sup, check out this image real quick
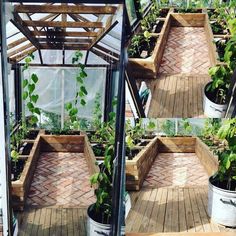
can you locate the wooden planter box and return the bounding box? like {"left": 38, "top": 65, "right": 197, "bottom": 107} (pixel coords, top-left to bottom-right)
{"left": 126, "top": 137, "right": 159, "bottom": 191}
{"left": 12, "top": 131, "right": 98, "bottom": 210}
{"left": 126, "top": 136, "right": 219, "bottom": 191}
{"left": 11, "top": 130, "right": 44, "bottom": 210}
{"left": 127, "top": 10, "right": 221, "bottom": 79}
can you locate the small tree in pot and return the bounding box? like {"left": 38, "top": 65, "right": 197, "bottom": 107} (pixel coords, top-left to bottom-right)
{"left": 208, "top": 118, "right": 236, "bottom": 227}
{"left": 204, "top": 35, "right": 236, "bottom": 118}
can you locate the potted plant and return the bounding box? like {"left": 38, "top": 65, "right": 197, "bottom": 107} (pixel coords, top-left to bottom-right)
{"left": 204, "top": 20, "right": 236, "bottom": 118}
{"left": 208, "top": 119, "right": 236, "bottom": 227}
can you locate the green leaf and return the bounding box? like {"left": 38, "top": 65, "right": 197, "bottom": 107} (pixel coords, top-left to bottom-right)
{"left": 79, "top": 91, "right": 84, "bottom": 97}
{"left": 69, "top": 107, "right": 78, "bottom": 116}
{"left": 34, "top": 107, "right": 41, "bottom": 115}
{"left": 31, "top": 95, "right": 39, "bottom": 103}
{"left": 27, "top": 102, "right": 34, "bottom": 110}
{"left": 80, "top": 70, "right": 87, "bottom": 78}
{"left": 90, "top": 173, "right": 99, "bottom": 185}
{"left": 65, "top": 102, "right": 72, "bottom": 111}
{"left": 25, "top": 57, "right": 32, "bottom": 64}
{"left": 80, "top": 99, "right": 86, "bottom": 106}
{"left": 30, "top": 115, "right": 38, "bottom": 125}
{"left": 80, "top": 86, "right": 88, "bottom": 95}
{"left": 28, "top": 84, "right": 35, "bottom": 94}
{"left": 76, "top": 76, "right": 83, "bottom": 83}
{"left": 23, "top": 91, "right": 28, "bottom": 100}
{"left": 23, "top": 79, "right": 28, "bottom": 88}
{"left": 31, "top": 73, "right": 38, "bottom": 83}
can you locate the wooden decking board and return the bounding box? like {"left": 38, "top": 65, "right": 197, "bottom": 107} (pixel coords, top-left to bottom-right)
{"left": 148, "top": 188, "right": 163, "bottom": 232}
{"left": 178, "top": 188, "right": 187, "bottom": 233}
{"left": 189, "top": 188, "right": 204, "bottom": 232}
{"left": 193, "top": 188, "right": 212, "bottom": 232}
{"left": 147, "top": 75, "right": 210, "bottom": 118}
{"left": 126, "top": 186, "right": 235, "bottom": 234}
{"left": 133, "top": 189, "right": 153, "bottom": 232}
{"left": 139, "top": 188, "right": 157, "bottom": 232}
{"left": 126, "top": 233, "right": 236, "bottom": 236}
{"left": 18, "top": 208, "right": 87, "bottom": 236}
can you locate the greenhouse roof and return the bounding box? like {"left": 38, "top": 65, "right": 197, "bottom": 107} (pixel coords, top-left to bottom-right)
{"left": 6, "top": 2, "right": 122, "bottom": 64}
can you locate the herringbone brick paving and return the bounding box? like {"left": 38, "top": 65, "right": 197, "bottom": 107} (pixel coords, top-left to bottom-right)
{"left": 143, "top": 153, "right": 208, "bottom": 188}
{"left": 27, "top": 152, "right": 96, "bottom": 207}
{"left": 159, "top": 27, "right": 211, "bottom": 74}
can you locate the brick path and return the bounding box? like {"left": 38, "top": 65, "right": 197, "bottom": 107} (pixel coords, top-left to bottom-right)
{"left": 143, "top": 153, "right": 208, "bottom": 188}
{"left": 159, "top": 27, "right": 211, "bottom": 74}
{"left": 27, "top": 152, "right": 96, "bottom": 207}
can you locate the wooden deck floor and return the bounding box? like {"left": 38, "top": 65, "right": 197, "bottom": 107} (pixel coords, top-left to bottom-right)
{"left": 17, "top": 207, "right": 87, "bottom": 236}
{"left": 147, "top": 75, "right": 210, "bottom": 118}
{"left": 126, "top": 186, "right": 236, "bottom": 234}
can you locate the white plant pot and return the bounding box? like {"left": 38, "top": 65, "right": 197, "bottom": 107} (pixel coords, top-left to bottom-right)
{"left": 208, "top": 176, "right": 236, "bottom": 227}
{"left": 87, "top": 205, "right": 125, "bottom": 236}
{"left": 203, "top": 82, "right": 227, "bottom": 118}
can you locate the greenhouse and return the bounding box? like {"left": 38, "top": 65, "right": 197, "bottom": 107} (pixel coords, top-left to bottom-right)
{"left": 1, "top": 1, "right": 126, "bottom": 235}
{"left": 125, "top": 0, "right": 236, "bottom": 119}
{"left": 0, "top": 1, "right": 236, "bottom": 236}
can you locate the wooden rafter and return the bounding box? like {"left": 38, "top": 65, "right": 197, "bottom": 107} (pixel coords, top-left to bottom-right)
{"left": 31, "top": 31, "right": 98, "bottom": 37}
{"left": 40, "top": 44, "right": 89, "bottom": 50}
{"left": 8, "top": 42, "right": 33, "bottom": 57}
{"left": 9, "top": 47, "right": 37, "bottom": 62}
{"left": 15, "top": 5, "right": 117, "bottom": 14}
{"left": 7, "top": 37, "right": 28, "bottom": 50}
{"left": 68, "top": 13, "right": 91, "bottom": 32}
{"left": 38, "top": 38, "right": 92, "bottom": 44}
{"left": 23, "top": 20, "right": 103, "bottom": 28}
{"left": 89, "top": 16, "right": 118, "bottom": 49}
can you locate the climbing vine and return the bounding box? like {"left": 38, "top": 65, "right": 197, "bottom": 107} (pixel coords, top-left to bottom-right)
{"left": 22, "top": 54, "right": 41, "bottom": 126}
{"left": 65, "top": 50, "right": 88, "bottom": 128}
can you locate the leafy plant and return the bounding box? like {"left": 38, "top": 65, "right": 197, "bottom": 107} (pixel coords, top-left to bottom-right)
{"left": 207, "top": 65, "right": 232, "bottom": 104}
{"left": 214, "top": 119, "right": 236, "bottom": 191}
{"left": 161, "top": 119, "right": 175, "bottom": 137}
{"left": 22, "top": 54, "right": 41, "bottom": 126}
{"left": 179, "top": 118, "right": 192, "bottom": 136}
{"left": 89, "top": 105, "right": 117, "bottom": 224}
{"left": 65, "top": 50, "right": 88, "bottom": 129}
{"left": 146, "top": 119, "right": 156, "bottom": 133}
{"left": 128, "top": 34, "right": 144, "bottom": 57}
{"left": 92, "top": 93, "right": 103, "bottom": 130}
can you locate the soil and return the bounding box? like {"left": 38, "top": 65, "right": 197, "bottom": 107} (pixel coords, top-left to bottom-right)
{"left": 211, "top": 178, "right": 236, "bottom": 191}
{"left": 11, "top": 159, "right": 26, "bottom": 181}
{"left": 45, "top": 130, "right": 80, "bottom": 135}
{"left": 174, "top": 8, "right": 202, "bottom": 13}
{"left": 126, "top": 148, "right": 141, "bottom": 160}
{"left": 215, "top": 39, "right": 227, "bottom": 62}
{"left": 159, "top": 8, "right": 169, "bottom": 17}
{"left": 25, "top": 130, "right": 39, "bottom": 140}
{"left": 92, "top": 143, "right": 106, "bottom": 157}
{"left": 211, "top": 21, "right": 228, "bottom": 35}
{"left": 207, "top": 9, "right": 217, "bottom": 19}
{"left": 138, "top": 140, "right": 150, "bottom": 146}
{"left": 87, "top": 204, "right": 112, "bottom": 225}
{"left": 205, "top": 82, "right": 227, "bottom": 105}
{"left": 154, "top": 21, "right": 164, "bottom": 33}
{"left": 21, "top": 142, "right": 33, "bottom": 155}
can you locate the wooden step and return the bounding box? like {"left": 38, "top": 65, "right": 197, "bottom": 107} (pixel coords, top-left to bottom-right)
{"left": 126, "top": 233, "right": 236, "bottom": 236}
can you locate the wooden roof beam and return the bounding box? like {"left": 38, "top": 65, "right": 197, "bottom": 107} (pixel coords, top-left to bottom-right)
{"left": 38, "top": 38, "right": 92, "bottom": 44}
{"left": 31, "top": 31, "right": 98, "bottom": 37}
{"left": 23, "top": 20, "right": 103, "bottom": 28}
{"left": 8, "top": 42, "right": 33, "bottom": 57}
{"left": 15, "top": 5, "right": 117, "bottom": 14}
{"left": 40, "top": 44, "right": 89, "bottom": 50}
{"left": 9, "top": 46, "right": 37, "bottom": 63}
{"left": 89, "top": 16, "right": 118, "bottom": 49}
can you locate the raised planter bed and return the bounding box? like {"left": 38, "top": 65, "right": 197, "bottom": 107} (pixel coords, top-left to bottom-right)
{"left": 12, "top": 131, "right": 98, "bottom": 210}
{"left": 126, "top": 136, "right": 219, "bottom": 191}
{"left": 126, "top": 137, "right": 159, "bottom": 191}
{"left": 127, "top": 10, "right": 220, "bottom": 79}
{"left": 11, "top": 130, "right": 44, "bottom": 210}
